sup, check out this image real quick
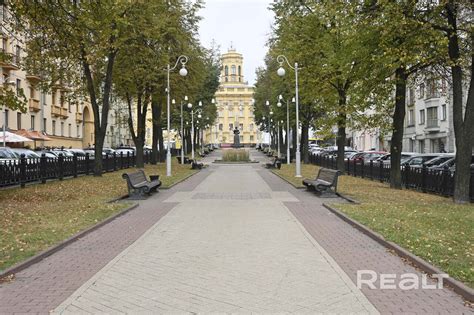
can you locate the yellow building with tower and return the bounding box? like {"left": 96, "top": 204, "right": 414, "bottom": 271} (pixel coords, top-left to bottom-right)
{"left": 205, "top": 47, "right": 257, "bottom": 146}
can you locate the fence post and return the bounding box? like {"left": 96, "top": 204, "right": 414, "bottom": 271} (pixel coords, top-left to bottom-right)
{"left": 104, "top": 153, "right": 109, "bottom": 173}
{"left": 442, "top": 165, "right": 450, "bottom": 196}
{"left": 40, "top": 153, "right": 47, "bottom": 184}
{"left": 379, "top": 160, "right": 384, "bottom": 183}
{"left": 126, "top": 152, "right": 130, "bottom": 168}
{"left": 361, "top": 160, "right": 364, "bottom": 178}
{"left": 369, "top": 160, "right": 373, "bottom": 180}
{"left": 353, "top": 160, "right": 356, "bottom": 177}
{"left": 85, "top": 153, "right": 90, "bottom": 175}
{"left": 113, "top": 152, "right": 117, "bottom": 171}
{"left": 404, "top": 164, "right": 410, "bottom": 188}
{"left": 120, "top": 152, "right": 124, "bottom": 169}
{"left": 20, "top": 154, "right": 26, "bottom": 188}
{"left": 421, "top": 164, "right": 427, "bottom": 193}
{"left": 73, "top": 153, "right": 78, "bottom": 178}
{"left": 58, "top": 153, "right": 64, "bottom": 180}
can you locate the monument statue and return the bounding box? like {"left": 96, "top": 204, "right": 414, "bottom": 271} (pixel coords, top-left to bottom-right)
{"left": 233, "top": 127, "right": 241, "bottom": 148}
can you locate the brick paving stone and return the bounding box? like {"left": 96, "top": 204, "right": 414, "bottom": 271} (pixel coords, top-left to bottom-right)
{"left": 0, "top": 170, "right": 211, "bottom": 314}
{"left": 257, "top": 158, "right": 472, "bottom": 314}
{"left": 52, "top": 163, "right": 378, "bottom": 314}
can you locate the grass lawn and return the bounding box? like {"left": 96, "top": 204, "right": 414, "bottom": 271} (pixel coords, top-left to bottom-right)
{"left": 0, "top": 162, "right": 198, "bottom": 272}
{"left": 273, "top": 163, "right": 474, "bottom": 288}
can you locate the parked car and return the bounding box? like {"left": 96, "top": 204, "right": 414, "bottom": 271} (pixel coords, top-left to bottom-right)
{"left": 418, "top": 154, "right": 455, "bottom": 168}
{"left": 52, "top": 149, "right": 74, "bottom": 157}
{"left": 37, "top": 151, "right": 58, "bottom": 158}
{"left": 0, "top": 147, "right": 17, "bottom": 163}
{"left": 10, "top": 148, "right": 41, "bottom": 159}
{"left": 376, "top": 152, "right": 418, "bottom": 165}
{"left": 65, "top": 148, "right": 87, "bottom": 157}
{"left": 402, "top": 154, "right": 444, "bottom": 167}
{"left": 350, "top": 151, "right": 387, "bottom": 164}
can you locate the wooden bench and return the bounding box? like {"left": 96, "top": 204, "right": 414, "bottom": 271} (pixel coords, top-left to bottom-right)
{"left": 265, "top": 157, "right": 282, "bottom": 169}
{"left": 303, "top": 168, "right": 340, "bottom": 195}
{"left": 191, "top": 160, "right": 204, "bottom": 169}
{"left": 176, "top": 156, "right": 192, "bottom": 164}
{"left": 122, "top": 170, "right": 161, "bottom": 199}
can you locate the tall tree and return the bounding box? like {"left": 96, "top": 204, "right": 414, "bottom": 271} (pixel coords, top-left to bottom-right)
{"left": 11, "top": 1, "right": 136, "bottom": 175}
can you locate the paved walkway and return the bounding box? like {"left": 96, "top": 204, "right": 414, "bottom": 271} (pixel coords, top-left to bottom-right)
{"left": 1, "top": 149, "right": 471, "bottom": 314}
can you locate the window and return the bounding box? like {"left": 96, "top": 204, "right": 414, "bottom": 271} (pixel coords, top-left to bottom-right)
{"left": 224, "top": 65, "right": 228, "bottom": 76}
{"left": 407, "top": 109, "right": 415, "bottom": 126}
{"left": 218, "top": 123, "right": 223, "bottom": 131}
{"left": 52, "top": 91, "right": 56, "bottom": 106}
{"left": 218, "top": 109, "right": 224, "bottom": 117}
{"left": 31, "top": 115, "right": 35, "bottom": 130}
{"left": 419, "top": 109, "right": 425, "bottom": 124}
{"left": 239, "top": 123, "right": 243, "bottom": 130}
{"left": 250, "top": 135, "right": 254, "bottom": 141}
{"left": 409, "top": 138, "right": 415, "bottom": 152}
{"left": 441, "top": 104, "right": 447, "bottom": 120}
{"left": 17, "top": 112, "right": 21, "bottom": 129}
{"left": 16, "top": 79, "right": 21, "bottom": 96}
{"left": 4, "top": 109, "right": 8, "bottom": 127}
{"left": 68, "top": 123, "right": 71, "bottom": 137}
{"left": 427, "top": 107, "right": 438, "bottom": 127}
{"left": 419, "top": 140, "right": 425, "bottom": 153}
{"left": 231, "top": 65, "right": 236, "bottom": 75}
{"left": 15, "top": 45, "right": 21, "bottom": 64}
{"left": 43, "top": 118, "right": 47, "bottom": 132}
{"left": 52, "top": 120, "right": 56, "bottom": 135}
{"left": 408, "top": 87, "right": 415, "bottom": 105}
{"left": 229, "top": 123, "right": 233, "bottom": 130}
{"left": 426, "top": 78, "right": 439, "bottom": 99}
{"left": 238, "top": 66, "right": 241, "bottom": 77}
{"left": 228, "top": 109, "right": 233, "bottom": 117}
{"left": 61, "top": 122, "right": 64, "bottom": 136}
{"left": 1, "top": 38, "right": 6, "bottom": 52}
{"left": 77, "top": 124, "right": 80, "bottom": 137}
{"left": 239, "top": 108, "right": 244, "bottom": 117}
{"left": 0, "top": 5, "right": 4, "bottom": 22}
{"left": 249, "top": 123, "right": 254, "bottom": 131}
{"left": 419, "top": 83, "right": 425, "bottom": 99}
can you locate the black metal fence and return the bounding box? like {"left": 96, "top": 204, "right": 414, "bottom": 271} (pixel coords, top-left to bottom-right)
{"left": 309, "top": 154, "right": 474, "bottom": 202}
{"left": 0, "top": 149, "right": 181, "bottom": 189}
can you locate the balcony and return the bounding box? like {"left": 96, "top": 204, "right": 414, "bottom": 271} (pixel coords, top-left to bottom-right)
{"left": 75, "top": 112, "right": 83, "bottom": 122}
{"left": 51, "top": 105, "right": 61, "bottom": 117}
{"left": 0, "top": 53, "right": 20, "bottom": 71}
{"left": 29, "top": 99, "right": 41, "bottom": 112}
{"left": 26, "top": 74, "right": 42, "bottom": 84}
{"left": 60, "top": 108, "right": 69, "bottom": 118}
{"left": 425, "top": 119, "right": 439, "bottom": 132}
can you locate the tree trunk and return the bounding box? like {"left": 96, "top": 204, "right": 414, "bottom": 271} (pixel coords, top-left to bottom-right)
{"left": 389, "top": 67, "right": 408, "bottom": 189}
{"left": 336, "top": 90, "right": 347, "bottom": 172}
{"left": 151, "top": 96, "right": 161, "bottom": 165}
{"left": 301, "top": 123, "right": 309, "bottom": 163}
{"left": 157, "top": 126, "right": 165, "bottom": 162}
{"left": 93, "top": 133, "right": 105, "bottom": 176}
{"left": 446, "top": 1, "right": 474, "bottom": 203}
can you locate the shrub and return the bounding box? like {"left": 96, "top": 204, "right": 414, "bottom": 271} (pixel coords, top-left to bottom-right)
{"left": 222, "top": 149, "right": 250, "bottom": 162}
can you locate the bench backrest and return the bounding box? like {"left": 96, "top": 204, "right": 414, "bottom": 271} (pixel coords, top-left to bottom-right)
{"left": 123, "top": 170, "right": 148, "bottom": 187}
{"left": 316, "top": 168, "right": 340, "bottom": 184}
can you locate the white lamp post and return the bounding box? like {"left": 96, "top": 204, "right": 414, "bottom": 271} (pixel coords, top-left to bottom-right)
{"left": 187, "top": 102, "right": 202, "bottom": 160}
{"left": 277, "top": 55, "right": 301, "bottom": 177}
{"left": 179, "top": 95, "right": 188, "bottom": 164}
{"left": 277, "top": 94, "right": 295, "bottom": 165}
{"left": 166, "top": 55, "right": 188, "bottom": 177}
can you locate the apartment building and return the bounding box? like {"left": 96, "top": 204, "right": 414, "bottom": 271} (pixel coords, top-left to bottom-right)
{"left": 0, "top": 3, "right": 131, "bottom": 149}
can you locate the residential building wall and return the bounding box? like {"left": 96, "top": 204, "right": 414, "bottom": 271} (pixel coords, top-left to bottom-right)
{"left": 1, "top": 3, "right": 130, "bottom": 150}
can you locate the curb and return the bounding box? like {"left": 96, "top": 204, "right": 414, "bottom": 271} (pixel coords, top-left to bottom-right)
{"left": 335, "top": 192, "right": 360, "bottom": 204}
{"left": 159, "top": 169, "right": 200, "bottom": 190}
{"left": 322, "top": 203, "right": 474, "bottom": 302}
{"left": 270, "top": 170, "right": 306, "bottom": 189}
{"left": 0, "top": 202, "right": 139, "bottom": 281}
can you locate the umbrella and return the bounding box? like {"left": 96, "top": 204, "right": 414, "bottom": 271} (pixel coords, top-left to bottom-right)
{"left": 14, "top": 129, "right": 51, "bottom": 148}
{"left": 0, "top": 131, "right": 33, "bottom": 143}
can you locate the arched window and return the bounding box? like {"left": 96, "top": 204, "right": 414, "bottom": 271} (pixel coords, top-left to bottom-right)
{"left": 238, "top": 66, "right": 241, "bottom": 76}
{"left": 224, "top": 65, "right": 228, "bottom": 76}
{"left": 231, "top": 65, "right": 236, "bottom": 75}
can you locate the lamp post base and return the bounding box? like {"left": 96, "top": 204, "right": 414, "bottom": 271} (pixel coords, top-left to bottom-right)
{"left": 295, "top": 150, "right": 302, "bottom": 177}
{"left": 166, "top": 150, "right": 172, "bottom": 177}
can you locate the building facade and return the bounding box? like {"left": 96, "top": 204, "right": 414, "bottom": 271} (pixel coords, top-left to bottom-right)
{"left": 1, "top": 3, "right": 131, "bottom": 149}
{"left": 205, "top": 47, "right": 256, "bottom": 146}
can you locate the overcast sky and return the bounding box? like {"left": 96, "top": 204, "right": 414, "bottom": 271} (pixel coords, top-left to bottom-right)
{"left": 198, "top": 0, "right": 274, "bottom": 86}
